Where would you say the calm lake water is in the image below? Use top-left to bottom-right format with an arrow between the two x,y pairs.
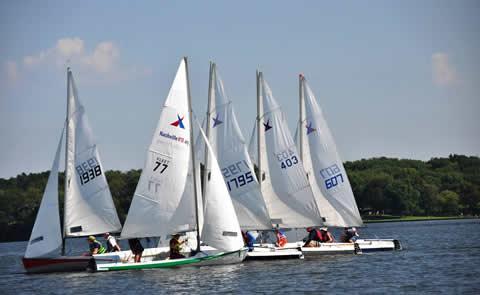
1,219 -> 479,294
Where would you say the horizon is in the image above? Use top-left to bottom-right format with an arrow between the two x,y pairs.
1,1 -> 479,178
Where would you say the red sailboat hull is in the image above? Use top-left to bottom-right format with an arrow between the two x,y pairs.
22,256 -> 93,273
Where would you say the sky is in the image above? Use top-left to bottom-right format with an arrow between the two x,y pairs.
0,1 -> 479,178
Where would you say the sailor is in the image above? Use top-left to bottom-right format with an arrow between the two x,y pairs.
341,227 -> 359,243
274,229 -> 288,248
303,227 -> 334,247
88,236 -> 106,255
104,232 -> 121,252
128,238 -> 144,263
169,233 -> 186,259
242,231 -> 256,251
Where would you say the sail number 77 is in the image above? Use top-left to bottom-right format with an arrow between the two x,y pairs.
153,157 -> 169,174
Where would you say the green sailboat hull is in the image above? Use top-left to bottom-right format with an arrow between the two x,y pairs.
94,249 -> 247,272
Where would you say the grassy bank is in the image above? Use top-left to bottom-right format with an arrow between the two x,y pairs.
362,215 -> 477,223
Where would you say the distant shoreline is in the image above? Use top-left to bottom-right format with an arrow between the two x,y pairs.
363,215 -> 479,223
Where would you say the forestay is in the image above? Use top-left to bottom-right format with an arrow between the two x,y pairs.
198,125 -> 244,252
64,69 -> 122,237
300,77 -> 362,227
257,73 -> 323,228
121,59 -> 197,238
206,64 -> 271,230
25,129 -> 64,258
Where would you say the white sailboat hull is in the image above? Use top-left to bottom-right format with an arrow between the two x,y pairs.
246,245 -> 304,260
255,239 -> 401,257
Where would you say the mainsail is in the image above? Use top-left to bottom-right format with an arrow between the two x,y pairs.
205,64 -> 271,230
64,69 -> 122,237
121,58 -> 197,238
299,75 -> 362,227
255,72 -> 323,228
25,129 -> 64,258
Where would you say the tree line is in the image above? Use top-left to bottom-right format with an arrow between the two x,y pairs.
0,155 -> 478,242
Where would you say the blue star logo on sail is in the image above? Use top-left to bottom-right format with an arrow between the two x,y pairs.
263,119 -> 272,132
306,122 -> 316,135
212,114 -> 223,128
170,114 -> 185,129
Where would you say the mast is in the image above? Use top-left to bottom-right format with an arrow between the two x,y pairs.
203,62 -> 214,200
185,57 -> 201,252
299,74 -> 305,162
256,71 -> 262,193
62,68 -> 71,256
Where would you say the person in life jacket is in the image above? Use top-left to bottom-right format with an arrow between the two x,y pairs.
88,236 -> 106,255
275,229 -> 288,248
303,227 -> 335,247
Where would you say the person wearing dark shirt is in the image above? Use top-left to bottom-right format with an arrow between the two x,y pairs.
88,236 -> 106,255
169,234 -> 186,259
128,238 -> 144,262
340,227 -> 359,243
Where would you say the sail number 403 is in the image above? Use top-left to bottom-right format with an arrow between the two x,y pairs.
319,164 -> 344,190
76,157 -> 102,185
275,149 -> 299,169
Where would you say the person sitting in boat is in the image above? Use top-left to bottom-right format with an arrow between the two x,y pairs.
303,227 -> 334,247
274,229 -> 288,248
104,232 -> 121,252
169,233 -> 186,259
340,227 -> 359,243
88,236 -> 106,255
242,231 -> 256,251
128,238 -> 144,263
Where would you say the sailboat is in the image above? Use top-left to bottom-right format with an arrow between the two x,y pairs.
202,63 -> 303,260
295,74 -> 401,255
22,68 -> 122,273
245,72 -> 328,253
91,58 -> 247,272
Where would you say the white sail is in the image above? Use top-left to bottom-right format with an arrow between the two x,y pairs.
64,69 -> 122,237
247,122 -> 258,165
121,59 -> 197,238
257,73 -> 323,228
300,76 -> 362,226
25,129 -> 64,258
206,64 -> 271,230
198,125 -> 244,252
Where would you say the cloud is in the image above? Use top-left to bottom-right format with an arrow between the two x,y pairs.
19,37 -> 150,82
432,53 -> 457,86
84,41 -> 120,73
5,61 -> 18,83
